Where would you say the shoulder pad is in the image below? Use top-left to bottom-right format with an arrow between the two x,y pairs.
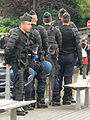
10,31 -> 19,40
70,21 -> 77,29
32,29 -> 40,38
72,28 -> 80,37
37,25 -> 44,30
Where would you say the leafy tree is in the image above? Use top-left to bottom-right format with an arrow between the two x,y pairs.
0,0 -> 90,28
77,0 -> 90,27
0,15 -> 19,33
0,0 -> 33,17
68,0 -> 90,27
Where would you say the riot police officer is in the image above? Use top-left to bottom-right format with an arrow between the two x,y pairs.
43,12 -> 62,106
4,13 -> 32,115
58,12 -> 82,105
29,10 -> 49,108
52,8 -> 78,103
24,10 -> 42,109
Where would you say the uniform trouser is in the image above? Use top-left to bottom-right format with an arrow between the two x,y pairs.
46,55 -> 60,101
58,53 -> 75,100
53,59 -> 60,90
11,62 -> 24,101
24,68 -> 35,100
24,60 -> 36,100
52,59 -> 60,101
37,68 -> 46,100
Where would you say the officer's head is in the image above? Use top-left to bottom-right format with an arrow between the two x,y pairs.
29,10 -> 38,24
41,61 -> 52,75
43,12 -> 52,24
62,12 -> 71,25
58,8 -> 67,20
19,12 -> 32,33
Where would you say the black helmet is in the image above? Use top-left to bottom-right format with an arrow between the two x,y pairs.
59,8 -> 67,17
43,12 -> 51,18
62,12 -> 70,20
29,10 -> 36,15
19,12 -> 32,22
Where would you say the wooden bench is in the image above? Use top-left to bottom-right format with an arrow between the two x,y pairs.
64,82 -> 90,110
0,99 -> 36,120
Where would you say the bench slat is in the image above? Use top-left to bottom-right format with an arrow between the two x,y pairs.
64,83 -> 90,90
0,99 -> 36,113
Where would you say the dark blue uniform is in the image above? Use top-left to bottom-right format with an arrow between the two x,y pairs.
58,25 -> 82,104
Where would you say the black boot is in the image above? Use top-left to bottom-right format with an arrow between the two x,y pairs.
16,107 -> 28,116
23,105 -> 34,111
37,96 -> 48,108
63,95 -> 71,105
52,101 -> 60,106
30,103 -> 35,108
24,98 -> 35,110
52,92 -> 60,106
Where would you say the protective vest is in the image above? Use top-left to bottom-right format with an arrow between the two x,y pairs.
44,25 -> 58,55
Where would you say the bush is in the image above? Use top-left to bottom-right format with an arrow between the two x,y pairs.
0,15 -> 19,33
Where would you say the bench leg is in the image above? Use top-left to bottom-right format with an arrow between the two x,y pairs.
85,88 -> 89,107
5,65 -> 10,99
11,109 -> 17,120
76,89 -> 81,110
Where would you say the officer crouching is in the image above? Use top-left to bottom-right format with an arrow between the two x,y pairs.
4,13 -> 32,115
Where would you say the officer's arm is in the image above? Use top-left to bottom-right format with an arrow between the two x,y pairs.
73,28 -> 82,63
6,32 -> 19,51
32,29 -> 42,53
70,21 -> 78,29
38,25 -> 48,54
4,32 -> 19,64
55,27 -> 62,49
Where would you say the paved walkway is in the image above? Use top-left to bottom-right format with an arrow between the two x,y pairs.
0,74 -> 90,120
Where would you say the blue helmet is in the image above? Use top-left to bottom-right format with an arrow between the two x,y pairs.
41,61 -> 52,74
32,55 -> 38,60
29,68 -> 37,78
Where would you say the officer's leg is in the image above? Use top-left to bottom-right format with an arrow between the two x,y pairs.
58,55 -> 66,104
11,62 -> 27,115
63,76 -> 72,105
24,68 -> 35,110
11,62 -> 21,100
52,60 -> 61,106
24,68 -> 35,100
37,69 -> 48,108
63,53 -> 75,105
